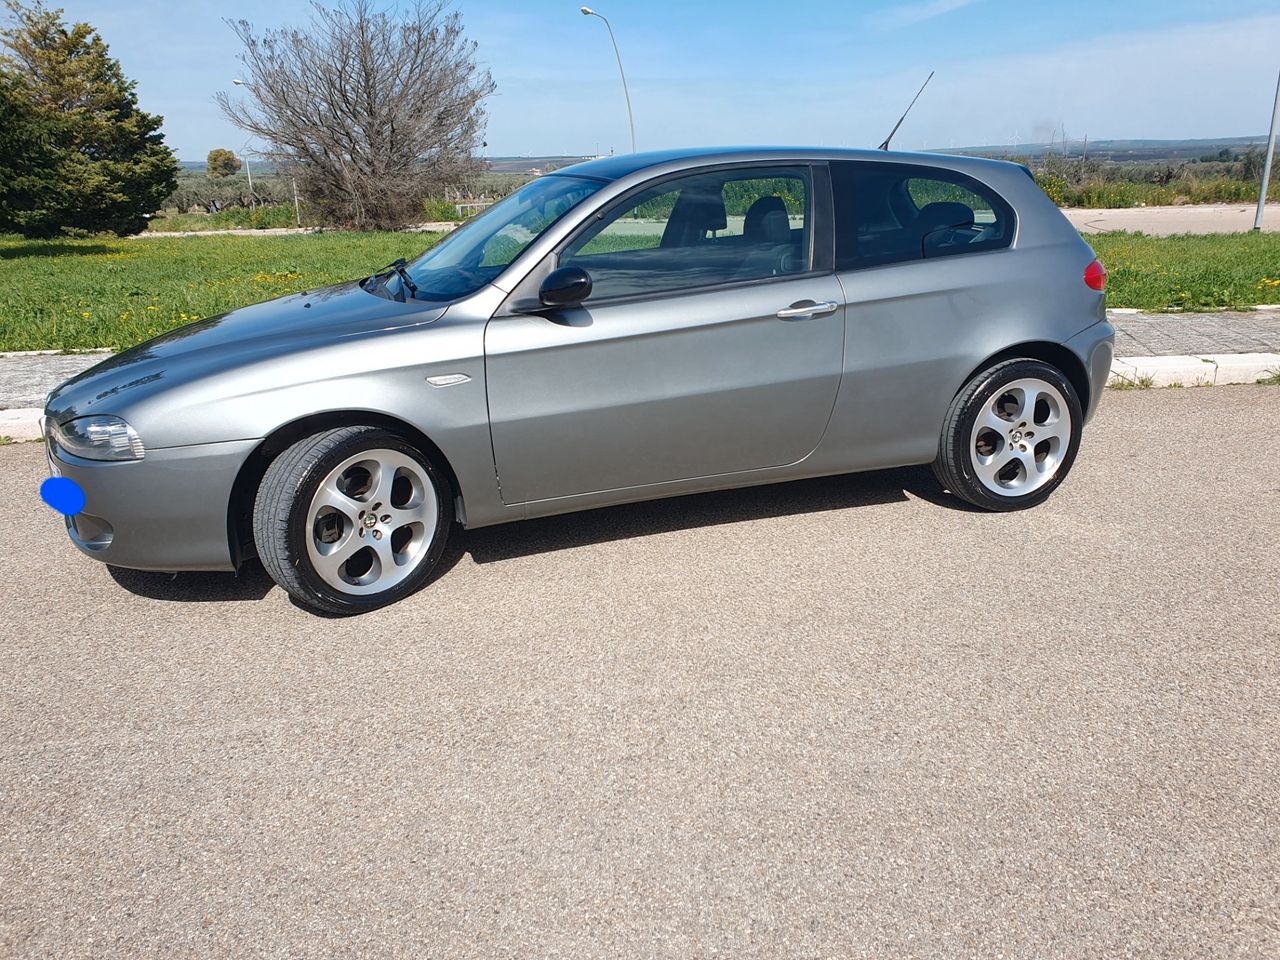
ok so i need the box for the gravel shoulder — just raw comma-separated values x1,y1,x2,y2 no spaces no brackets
2,386,1278,957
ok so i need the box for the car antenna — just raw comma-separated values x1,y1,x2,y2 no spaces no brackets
878,70,934,150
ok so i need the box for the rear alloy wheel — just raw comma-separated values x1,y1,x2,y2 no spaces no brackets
933,359,1083,511
254,426,452,614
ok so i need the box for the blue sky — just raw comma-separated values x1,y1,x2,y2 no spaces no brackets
41,0,1280,159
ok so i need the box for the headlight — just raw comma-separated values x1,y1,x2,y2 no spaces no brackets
55,415,145,461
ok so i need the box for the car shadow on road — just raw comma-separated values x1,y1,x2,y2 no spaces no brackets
456,464,970,564
104,466,968,605
107,560,277,603
107,544,472,608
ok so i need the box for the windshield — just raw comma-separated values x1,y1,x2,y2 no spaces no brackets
396,174,603,301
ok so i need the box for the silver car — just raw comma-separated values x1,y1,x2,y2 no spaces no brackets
44,148,1114,614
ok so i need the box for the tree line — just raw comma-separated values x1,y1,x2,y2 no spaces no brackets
1,0,492,238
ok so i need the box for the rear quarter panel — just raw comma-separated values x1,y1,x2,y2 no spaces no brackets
816,166,1104,472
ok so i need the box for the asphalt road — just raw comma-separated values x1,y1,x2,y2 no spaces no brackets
1063,202,1280,236
2,387,1278,958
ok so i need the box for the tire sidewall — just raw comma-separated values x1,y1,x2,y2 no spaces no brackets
950,360,1084,511
285,430,452,613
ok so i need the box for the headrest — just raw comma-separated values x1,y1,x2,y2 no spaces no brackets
916,201,975,233
681,190,728,232
744,196,791,244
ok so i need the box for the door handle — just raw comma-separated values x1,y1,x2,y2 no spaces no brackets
776,299,839,320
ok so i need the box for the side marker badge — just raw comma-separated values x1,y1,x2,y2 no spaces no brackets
426,374,471,387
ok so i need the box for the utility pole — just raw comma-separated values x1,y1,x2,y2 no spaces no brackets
1254,68,1280,231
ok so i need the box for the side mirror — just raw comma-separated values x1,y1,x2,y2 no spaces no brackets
539,266,592,308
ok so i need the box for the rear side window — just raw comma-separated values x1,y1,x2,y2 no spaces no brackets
830,160,1013,270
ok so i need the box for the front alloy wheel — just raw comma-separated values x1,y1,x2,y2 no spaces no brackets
254,426,452,614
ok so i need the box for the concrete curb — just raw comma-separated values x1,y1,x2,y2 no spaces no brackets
0,348,112,359
0,407,42,442
1108,353,1280,388
5,352,1277,445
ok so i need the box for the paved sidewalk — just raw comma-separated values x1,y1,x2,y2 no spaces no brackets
3,310,1278,439
0,350,111,409
1112,309,1280,356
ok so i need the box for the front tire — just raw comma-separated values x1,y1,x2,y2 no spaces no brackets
933,358,1083,512
253,426,452,615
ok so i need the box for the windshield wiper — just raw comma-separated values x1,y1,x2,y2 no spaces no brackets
365,258,419,301
387,258,419,298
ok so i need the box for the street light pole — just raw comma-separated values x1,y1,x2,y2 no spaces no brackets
231,80,258,212
580,6,636,153
239,140,255,212
1254,67,1280,231
232,77,302,227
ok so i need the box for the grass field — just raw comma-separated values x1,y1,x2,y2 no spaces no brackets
1,230,1279,352
0,232,443,351
1085,231,1280,311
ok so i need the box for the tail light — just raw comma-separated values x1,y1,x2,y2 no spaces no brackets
1084,258,1107,291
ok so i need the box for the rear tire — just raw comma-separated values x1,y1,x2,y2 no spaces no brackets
933,358,1083,512
253,426,452,615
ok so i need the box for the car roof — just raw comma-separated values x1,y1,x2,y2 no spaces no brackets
551,146,1023,182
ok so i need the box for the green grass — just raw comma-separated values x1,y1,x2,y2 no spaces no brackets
1108,373,1157,391
1086,231,1280,312
2,229,1279,352
0,232,443,352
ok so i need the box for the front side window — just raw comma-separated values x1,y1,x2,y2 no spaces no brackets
401,174,602,300
830,160,1013,270
560,166,812,301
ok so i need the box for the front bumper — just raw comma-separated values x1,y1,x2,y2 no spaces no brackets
45,430,258,572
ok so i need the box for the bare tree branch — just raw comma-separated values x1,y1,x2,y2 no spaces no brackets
215,0,494,229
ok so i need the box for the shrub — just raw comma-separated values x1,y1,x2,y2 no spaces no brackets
422,198,463,222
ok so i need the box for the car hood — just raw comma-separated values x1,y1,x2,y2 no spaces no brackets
46,281,448,422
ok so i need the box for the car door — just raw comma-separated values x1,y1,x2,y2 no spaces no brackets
484,163,845,505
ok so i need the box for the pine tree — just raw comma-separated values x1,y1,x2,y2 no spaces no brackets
0,71,60,232
0,0,179,237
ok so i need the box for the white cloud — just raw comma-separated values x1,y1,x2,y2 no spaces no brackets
902,14,1280,148
870,0,983,30
486,12,1280,155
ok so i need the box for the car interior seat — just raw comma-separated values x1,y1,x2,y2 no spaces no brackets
915,201,976,256
739,196,797,276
